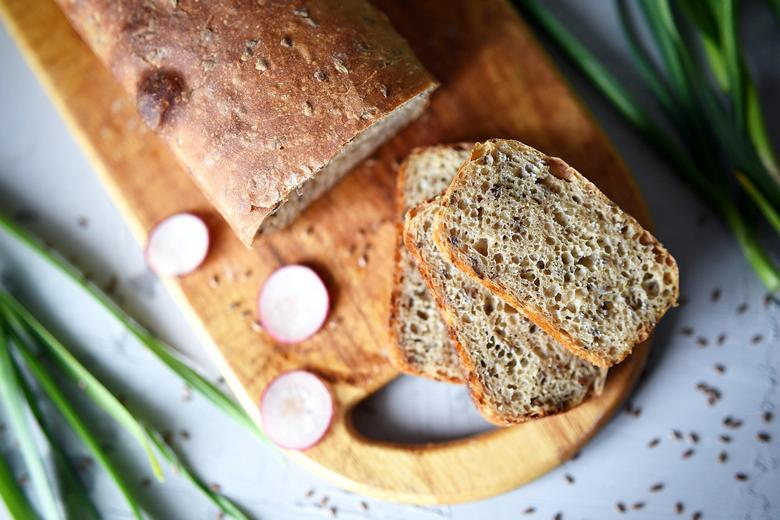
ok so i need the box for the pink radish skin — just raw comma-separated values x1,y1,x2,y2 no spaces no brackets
260,370,334,450
145,213,209,276
257,265,329,344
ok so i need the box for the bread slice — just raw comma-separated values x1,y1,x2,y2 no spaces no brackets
434,139,679,367
405,199,606,425
388,145,471,383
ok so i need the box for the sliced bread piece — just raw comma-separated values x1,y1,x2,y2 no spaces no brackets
388,144,471,383
434,139,679,367
405,199,606,424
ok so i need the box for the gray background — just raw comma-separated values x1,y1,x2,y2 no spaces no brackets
0,1,778,519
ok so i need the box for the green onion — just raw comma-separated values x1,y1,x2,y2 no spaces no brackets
0,319,60,520
3,314,144,519
0,214,267,443
1,292,253,519
13,362,100,520
0,448,37,520
0,291,164,483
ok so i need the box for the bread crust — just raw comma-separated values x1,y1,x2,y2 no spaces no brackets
387,145,473,384
405,200,606,425
433,139,679,368
56,0,437,245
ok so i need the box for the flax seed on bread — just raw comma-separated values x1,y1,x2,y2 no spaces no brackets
434,139,678,367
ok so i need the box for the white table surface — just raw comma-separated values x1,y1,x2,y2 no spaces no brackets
1,1,779,519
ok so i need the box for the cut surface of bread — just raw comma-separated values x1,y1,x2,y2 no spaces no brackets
388,144,471,383
405,199,606,424
434,139,679,367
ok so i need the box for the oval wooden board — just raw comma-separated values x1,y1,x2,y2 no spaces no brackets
0,0,651,505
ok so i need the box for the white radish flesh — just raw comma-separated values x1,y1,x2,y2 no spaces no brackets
146,213,209,276
260,370,333,450
257,265,329,343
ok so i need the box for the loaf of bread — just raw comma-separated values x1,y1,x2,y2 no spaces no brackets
56,0,437,245
405,198,606,424
388,145,471,383
434,139,679,367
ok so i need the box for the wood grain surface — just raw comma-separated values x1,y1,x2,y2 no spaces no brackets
0,0,651,504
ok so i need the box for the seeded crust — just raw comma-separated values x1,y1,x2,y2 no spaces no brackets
56,0,437,245
434,139,679,367
388,145,471,383
405,199,606,425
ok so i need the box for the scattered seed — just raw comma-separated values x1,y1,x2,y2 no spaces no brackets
140,477,151,488
735,473,748,481
250,320,263,333
648,437,660,448
688,432,699,444
763,411,773,423
357,255,367,268
723,416,743,429
314,69,328,82
696,383,721,405
208,274,220,288
632,502,645,510
696,337,709,347
711,288,721,302
737,302,749,314
554,513,563,520
180,430,190,440
675,502,684,514
359,501,369,511
714,363,726,374
682,448,695,459
564,473,574,484
210,483,221,492
318,496,330,507
764,294,777,307
280,35,293,48
523,507,536,515
304,489,315,499
751,334,763,345
671,429,684,441
757,432,771,442
228,301,241,310
329,506,337,518
718,451,728,463
570,451,581,460
681,327,694,337
650,482,665,492
77,216,89,228
692,512,702,520
716,333,726,346
104,275,119,294
720,434,732,443
616,502,627,513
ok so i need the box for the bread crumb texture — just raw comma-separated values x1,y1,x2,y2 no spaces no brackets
389,145,471,383
435,139,678,367
406,200,606,424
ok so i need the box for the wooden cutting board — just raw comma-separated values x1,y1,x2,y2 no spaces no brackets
0,0,651,505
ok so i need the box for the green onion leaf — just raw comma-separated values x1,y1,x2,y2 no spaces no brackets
0,291,164,483
0,435,38,520
0,319,60,520
13,362,100,520
5,319,144,519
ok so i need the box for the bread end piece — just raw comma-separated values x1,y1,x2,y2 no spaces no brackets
434,139,679,367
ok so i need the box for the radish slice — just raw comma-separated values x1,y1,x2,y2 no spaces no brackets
257,265,329,343
260,370,333,450
146,213,209,276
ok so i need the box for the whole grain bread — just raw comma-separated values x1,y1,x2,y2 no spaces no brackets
434,139,679,367
56,0,437,245
388,144,471,383
405,199,606,424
